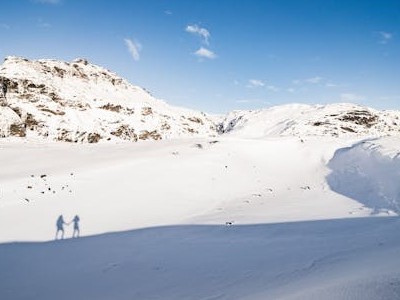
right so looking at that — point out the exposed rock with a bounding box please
[141,107,153,116]
[139,130,162,141]
[0,56,217,143]
[87,133,101,143]
[10,123,26,137]
[111,125,138,141]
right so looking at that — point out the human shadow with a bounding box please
[55,215,67,240]
[71,215,80,238]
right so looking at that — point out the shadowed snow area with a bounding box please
[1,218,400,300]
[328,137,400,214]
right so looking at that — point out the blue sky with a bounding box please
[0,0,399,113]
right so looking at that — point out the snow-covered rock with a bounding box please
[0,56,217,142]
[219,103,400,138]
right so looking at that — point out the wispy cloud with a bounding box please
[305,76,323,84]
[124,38,142,61]
[325,82,338,88]
[340,93,365,102]
[37,18,51,28]
[164,10,172,15]
[236,99,252,103]
[378,95,400,101]
[266,85,279,92]
[293,76,342,91]
[186,24,210,45]
[247,79,265,88]
[377,31,393,44]
[194,47,216,59]
[293,76,324,86]
[235,98,271,105]
[32,0,61,4]
[292,79,302,85]
[0,23,10,30]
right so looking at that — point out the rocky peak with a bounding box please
[0,56,217,142]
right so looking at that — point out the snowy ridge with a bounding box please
[328,137,400,214]
[219,103,400,138]
[0,56,216,142]
[2,56,400,143]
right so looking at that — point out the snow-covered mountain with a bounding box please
[0,56,217,142]
[2,57,400,299]
[219,103,400,138]
[1,56,400,143]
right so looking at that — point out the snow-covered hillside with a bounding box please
[0,56,216,142]
[1,56,400,300]
[219,103,400,138]
[1,136,400,299]
[2,56,400,144]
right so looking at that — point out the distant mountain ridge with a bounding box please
[219,103,400,138]
[1,56,400,142]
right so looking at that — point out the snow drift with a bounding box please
[328,137,400,214]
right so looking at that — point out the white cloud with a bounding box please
[236,99,251,103]
[235,98,270,105]
[293,76,323,85]
[38,19,51,28]
[340,93,365,102]
[305,76,323,84]
[247,79,265,88]
[32,0,61,4]
[0,23,10,30]
[292,79,302,85]
[325,82,338,88]
[194,47,216,59]
[287,88,295,93]
[186,24,210,45]
[266,85,279,92]
[378,31,393,44]
[124,38,142,61]
[164,10,172,15]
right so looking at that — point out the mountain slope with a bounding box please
[219,103,400,138]
[0,56,216,142]
[2,56,400,143]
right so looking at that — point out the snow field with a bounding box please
[0,136,370,242]
[1,135,400,299]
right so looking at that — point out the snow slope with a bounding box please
[0,56,216,142]
[1,133,400,299]
[1,56,400,299]
[0,136,371,242]
[1,218,400,300]
[328,137,400,214]
[219,103,400,138]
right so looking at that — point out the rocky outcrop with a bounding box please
[0,56,217,143]
[218,103,400,138]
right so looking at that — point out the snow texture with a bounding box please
[1,56,400,300]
